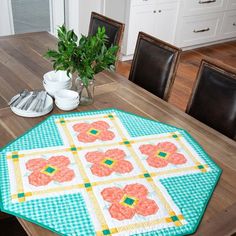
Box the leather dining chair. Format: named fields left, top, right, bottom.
left=88, top=12, right=125, bottom=53
left=128, top=32, right=181, bottom=101
left=186, top=59, right=236, bottom=140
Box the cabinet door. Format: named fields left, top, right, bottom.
left=227, top=0, right=236, bottom=10
left=176, top=12, right=224, bottom=47
left=221, top=10, right=236, bottom=38
left=154, top=2, right=178, bottom=43
left=126, top=5, right=156, bottom=55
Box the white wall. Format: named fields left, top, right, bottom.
left=0, top=0, right=14, bottom=36
left=104, top=0, right=126, bottom=23
left=66, top=0, right=80, bottom=36
left=78, top=0, right=103, bottom=35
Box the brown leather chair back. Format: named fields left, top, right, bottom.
left=186, top=60, right=236, bottom=140
left=128, top=32, right=181, bottom=100
left=88, top=12, right=124, bottom=50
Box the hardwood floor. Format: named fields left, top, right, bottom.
left=1, top=217, right=27, bottom=236
left=116, top=40, right=236, bottom=111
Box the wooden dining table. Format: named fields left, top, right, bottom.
left=0, top=32, right=236, bottom=236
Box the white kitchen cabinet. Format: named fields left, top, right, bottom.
left=175, top=0, right=236, bottom=48
left=100, top=0, right=236, bottom=59
left=105, top=0, right=179, bottom=59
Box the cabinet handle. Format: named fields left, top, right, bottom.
left=158, top=10, right=162, bottom=13
left=233, top=23, right=236, bottom=26
left=153, top=10, right=157, bottom=13
left=193, top=28, right=210, bottom=33
left=199, top=0, right=216, bottom=3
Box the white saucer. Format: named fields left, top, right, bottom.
left=10, top=94, right=53, bottom=117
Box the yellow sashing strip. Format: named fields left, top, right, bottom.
left=60, top=123, right=75, bottom=146
left=12, top=159, right=24, bottom=194
left=150, top=165, right=204, bottom=178
left=55, top=114, right=112, bottom=124
left=133, top=135, right=173, bottom=144
left=11, top=184, right=84, bottom=199
left=22, top=148, right=69, bottom=157
left=110, top=217, right=167, bottom=234
left=87, top=190, right=109, bottom=230
left=126, top=146, right=147, bottom=172
left=80, top=142, right=121, bottom=150
left=72, top=151, right=89, bottom=182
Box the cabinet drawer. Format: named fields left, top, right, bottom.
left=177, top=13, right=223, bottom=47
left=182, top=0, right=226, bottom=16
left=131, top=0, right=155, bottom=6
left=158, top=0, right=178, bottom=3
left=227, top=0, right=236, bottom=10
left=221, top=10, right=236, bottom=37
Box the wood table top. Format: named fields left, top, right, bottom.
left=0, top=32, right=236, bottom=236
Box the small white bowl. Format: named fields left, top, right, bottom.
left=43, top=70, right=71, bottom=84
left=54, top=89, right=79, bottom=101
left=56, top=97, right=80, bottom=107
left=43, top=82, right=72, bottom=97
left=43, top=80, right=72, bottom=88
left=55, top=100, right=79, bottom=111
left=54, top=89, right=80, bottom=111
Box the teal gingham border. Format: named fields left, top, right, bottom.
left=0, top=108, right=222, bottom=236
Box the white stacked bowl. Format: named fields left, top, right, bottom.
left=43, top=70, right=72, bottom=97
left=54, top=89, right=80, bottom=111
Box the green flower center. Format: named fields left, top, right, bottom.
left=101, top=158, right=116, bottom=168
left=87, top=128, right=101, bottom=136
left=156, top=151, right=169, bottom=159
left=120, top=195, right=138, bottom=208
left=41, top=165, right=58, bottom=176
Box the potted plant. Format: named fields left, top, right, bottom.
left=45, top=25, right=119, bottom=105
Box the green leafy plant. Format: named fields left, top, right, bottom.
left=45, top=25, right=119, bottom=86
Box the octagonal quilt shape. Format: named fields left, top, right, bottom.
left=0, top=108, right=222, bottom=236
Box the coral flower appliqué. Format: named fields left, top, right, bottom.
left=101, top=183, right=158, bottom=220
left=85, top=149, right=133, bottom=177
left=26, top=156, right=75, bottom=186
left=73, top=121, right=115, bottom=143
left=140, top=142, right=187, bottom=168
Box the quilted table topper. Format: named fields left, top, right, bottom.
left=0, top=109, right=221, bottom=236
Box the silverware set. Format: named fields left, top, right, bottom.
left=8, top=90, right=48, bottom=112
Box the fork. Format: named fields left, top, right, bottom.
left=21, top=91, right=38, bottom=110
left=30, top=91, right=43, bottom=112
left=35, top=91, right=47, bottom=112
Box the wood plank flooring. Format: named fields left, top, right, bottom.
left=116, top=40, right=236, bottom=111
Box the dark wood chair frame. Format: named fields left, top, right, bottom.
left=88, top=12, right=125, bottom=63
left=128, top=32, right=182, bottom=101
left=186, top=59, right=236, bottom=140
